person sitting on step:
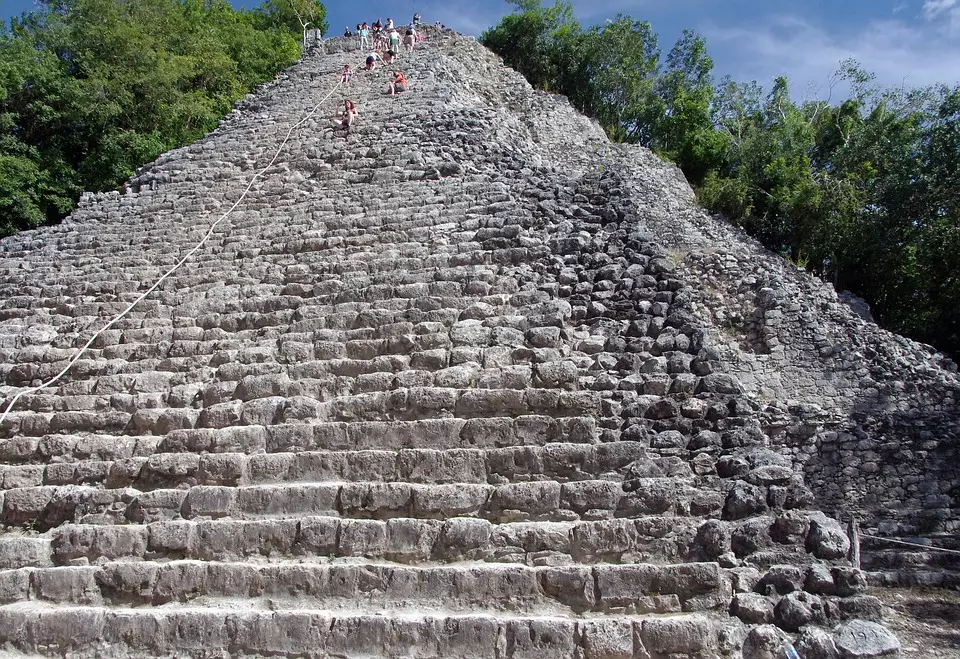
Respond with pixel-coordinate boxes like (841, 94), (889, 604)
(412, 12), (421, 26)
(387, 70), (408, 95)
(341, 64), (353, 84)
(335, 99), (358, 132)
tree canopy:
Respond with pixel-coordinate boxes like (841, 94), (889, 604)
(0, 0), (316, 235)
(482, 0), (960, 356)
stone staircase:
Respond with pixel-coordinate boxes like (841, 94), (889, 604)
(0, 27), (901, 658)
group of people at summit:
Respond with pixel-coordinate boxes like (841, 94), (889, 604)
(334, 14), (431, 133)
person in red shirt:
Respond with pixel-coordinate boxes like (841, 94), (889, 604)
(387, 71), (407, 95)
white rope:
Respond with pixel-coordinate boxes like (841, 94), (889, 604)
(862, 533), (960, 556)
(0, 74), (345, 428)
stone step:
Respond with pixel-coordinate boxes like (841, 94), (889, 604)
(3, 387), (603, 435)
(0, 478), (718, 528)
(43, 516), (702, 566)
(0, 560), (731, 615)
(0, 604), (724, 658)
(861, 547), (960, 570)
(2, 441), (658, 490)
(867, 568), (960, 589)
(0, 415), (601, 463)
(6, 359), (590, 415)
(0, 535), (53, 569)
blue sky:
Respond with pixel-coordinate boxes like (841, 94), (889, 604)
(4, 0), (959, 97)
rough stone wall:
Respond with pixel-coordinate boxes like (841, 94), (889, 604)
(601, 142), (960, 582)
(0, 25), (937, 657)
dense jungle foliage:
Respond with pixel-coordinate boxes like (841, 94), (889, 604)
(0, 0), (327, 236)
(483, 0), (960, 357)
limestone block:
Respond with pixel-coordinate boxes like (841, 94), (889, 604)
(807, 512), (851, 560)
(140, 453), (200, 487)
(398, 448), (486, 484)
(595, 564), (660, 608)
(506, 619), (577, 658)
(2, 465), (44, 489)
(538, 566), (595, 612)
(578, 620), (635, 659)
(385, 518), (441, 562)
(54, 524), (147, 562)
(34, 566), (102, 604)
(437, 517), (493, 559)
(339, 519), (386, 557)
(639, 615), (718, 654)
(163, 609), (230, 649)
(833, 620), (900, 658)
(237, 484), (337, 517)
(229, 611), (327, 655)
(2, 486), (57, 525)
(724, 482), (768, 520)
(618, 480), (675, 515)
(339, 483), (412, 518)
(412, 484), (490, 518)
(731, 518), (773, 558)
(795, 627), (840, 659)
(247, 453), (294, 482)
(491, 481), (561, 520)
(0, 536), (52, 568)
(0, 568), (30, 603)
(127, 490), (187, 523)
(559, 480), (621, 517)
(240, 396), (286, 425)
(298, 516), (339, 555)
(148, 521), (193, 554)
(182, 485), (236, 519)
(742, 625), (784, 659)
(198, 453), (245, 486)
(28, 608), (106, 652)
(436, 617), (502, 656)
(775, 591), (826, 631)
(732, 592), (775, 624)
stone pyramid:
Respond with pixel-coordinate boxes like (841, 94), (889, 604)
(0, 25), (954, 658)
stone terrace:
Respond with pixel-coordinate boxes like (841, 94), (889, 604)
(0, 26), (927, 658)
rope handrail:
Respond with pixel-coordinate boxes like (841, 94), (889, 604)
(0, 73), (346, 428)
(861, 532), (960, 556)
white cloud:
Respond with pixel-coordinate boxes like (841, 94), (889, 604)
(703, 15), (960, 99)
(923, 0), (960, 33)
(924, 0), (957, 17)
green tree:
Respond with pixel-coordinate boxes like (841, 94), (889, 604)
(480, 0), (577, 91)
(259, 0), (329, 48)
(576, 17), (661, 144)
(653, 29), (726, 182)
(0, 0), (303, 235)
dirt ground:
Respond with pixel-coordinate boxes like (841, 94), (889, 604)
(872, 587), (960, 658)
